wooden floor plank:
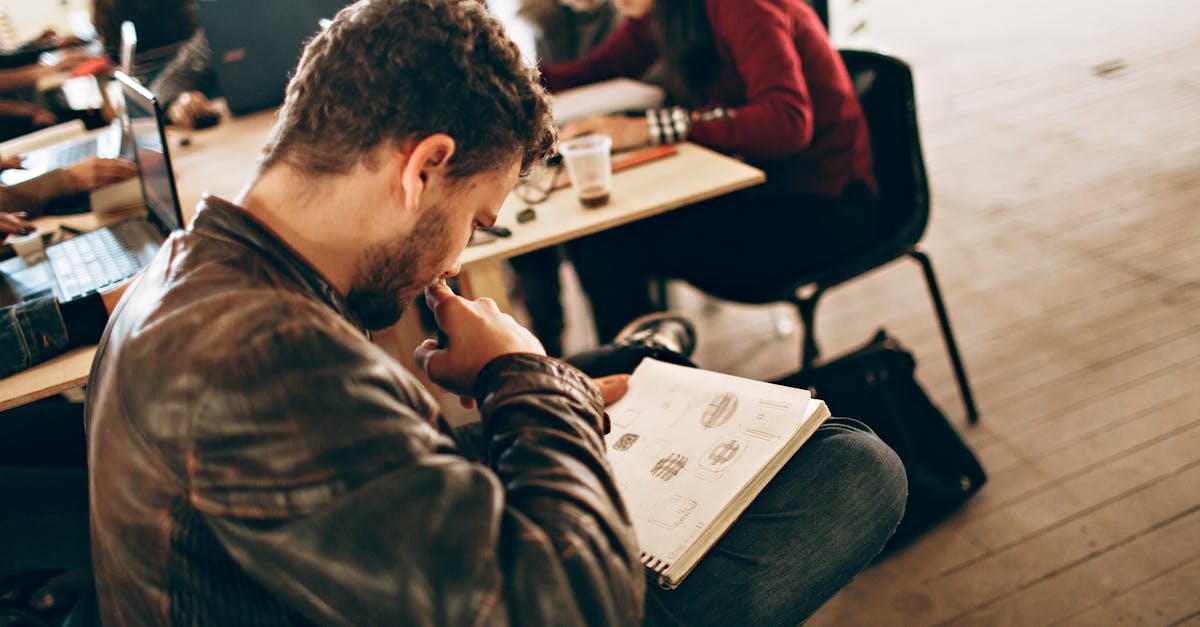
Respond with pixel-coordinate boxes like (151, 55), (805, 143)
(1056, 554), (1200, 627)
(970, 393), (1198, 512)
(957, 422), (1200, 553)
(811, 464), (1200, 625)
(955, 510), (1200, 626)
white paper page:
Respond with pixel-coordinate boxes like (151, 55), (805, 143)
(603, 359), (817, 565)
(552, 78), (665, 126)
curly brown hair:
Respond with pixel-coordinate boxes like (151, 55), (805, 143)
(259, 0), (556, 179)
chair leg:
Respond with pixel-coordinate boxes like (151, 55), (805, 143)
(794, 293), (822, 370)
(908, 248), (980, 424)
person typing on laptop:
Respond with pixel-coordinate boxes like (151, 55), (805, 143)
(91, 0), (221, 129)
(0, 152), (136, 378)
(1, 156), (137, 217)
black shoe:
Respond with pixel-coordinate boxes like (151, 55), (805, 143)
(612, 313), (696, 359)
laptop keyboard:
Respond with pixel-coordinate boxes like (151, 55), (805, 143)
(46, 224), (146, 301)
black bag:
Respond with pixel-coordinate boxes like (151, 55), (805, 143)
(772, 329), (986, 553)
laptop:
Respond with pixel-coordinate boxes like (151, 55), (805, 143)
(196, 0), (350, 115)
(0, 71), (183, 308)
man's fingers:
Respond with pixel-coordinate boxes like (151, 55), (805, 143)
(594, 374), (630, 406)
(413, 338), (441, 376)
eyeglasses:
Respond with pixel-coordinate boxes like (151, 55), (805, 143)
(513, 157), (563, 205)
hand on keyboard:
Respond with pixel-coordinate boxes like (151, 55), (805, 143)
(65, 157), (138, 192)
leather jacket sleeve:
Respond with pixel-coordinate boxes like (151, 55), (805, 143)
(180, 309), (645, 626)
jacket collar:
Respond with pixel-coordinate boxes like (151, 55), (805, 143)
(189, 194), (366, 332)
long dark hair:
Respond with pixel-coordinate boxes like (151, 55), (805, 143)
(91, 0), (198, 54)
(652, 0), (719, 107)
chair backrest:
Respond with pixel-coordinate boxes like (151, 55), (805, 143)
(839, 49), (931, 254)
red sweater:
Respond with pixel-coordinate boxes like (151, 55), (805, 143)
(541, 0), (875, 198)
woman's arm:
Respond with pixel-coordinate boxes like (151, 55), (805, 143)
(539, 15), (659, 92)
(684, 0), (817, 157)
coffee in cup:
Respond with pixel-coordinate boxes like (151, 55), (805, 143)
(559, 134), (613, 208)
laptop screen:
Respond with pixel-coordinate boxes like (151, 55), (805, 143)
(196, 0), (350, 115)
(113, 71), (183, 233)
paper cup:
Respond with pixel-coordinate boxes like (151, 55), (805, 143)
(8, 230), (44, 260)
(559, 134), (613, 207)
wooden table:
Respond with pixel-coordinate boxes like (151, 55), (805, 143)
(0, 109), (764, 412)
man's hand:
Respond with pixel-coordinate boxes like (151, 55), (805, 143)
(594, 374), (630, 406)
(65, 157), (138, 192)
(414, 281), (545, 400)
(167, 91), (218, 129)
(1, 211), (34, 236)
(559, 115), (650, 152)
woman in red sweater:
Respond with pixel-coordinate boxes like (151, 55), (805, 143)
(545, 0), (883, 342)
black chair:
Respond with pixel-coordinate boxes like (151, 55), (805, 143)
(690, 49), (979, 424)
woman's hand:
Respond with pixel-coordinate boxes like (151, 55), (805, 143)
(559, 115), (651, 151)
(167, 91), (218, 129)
(1, 211), (34, 236)
(65, 157), (138, 192)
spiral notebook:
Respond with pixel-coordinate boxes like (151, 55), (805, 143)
(604, 359), (830, 589)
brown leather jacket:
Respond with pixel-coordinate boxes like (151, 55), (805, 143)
(85, 197), (645, 625)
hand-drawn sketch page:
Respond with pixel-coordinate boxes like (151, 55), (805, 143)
(603, 359), (818, 568)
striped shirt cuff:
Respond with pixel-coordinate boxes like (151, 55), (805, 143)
(645, 106), (736, 145)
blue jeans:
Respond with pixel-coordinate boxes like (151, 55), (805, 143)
(565, 345), (907, 625)
(643, 418), (906, 625)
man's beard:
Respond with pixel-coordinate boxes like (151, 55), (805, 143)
(345, 208), (451, 331)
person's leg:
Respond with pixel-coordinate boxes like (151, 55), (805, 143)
(656, 184), (883, 299)
(566, 183), (883, 343)
(644, 418), (906, 626)
(508, 247), (567, 357)
(566, 225), (663, 344)
(565, 337), (696, 379)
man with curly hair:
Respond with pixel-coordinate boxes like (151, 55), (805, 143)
(85, 0), (904, 624)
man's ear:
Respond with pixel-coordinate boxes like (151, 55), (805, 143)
(397, 134), (456, 211)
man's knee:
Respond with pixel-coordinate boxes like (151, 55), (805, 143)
(811, 418), (908, 547)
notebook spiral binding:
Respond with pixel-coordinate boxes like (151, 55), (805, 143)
(640, 552), (671, 574)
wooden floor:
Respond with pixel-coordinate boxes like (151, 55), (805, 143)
(549, 0), (1200, 623)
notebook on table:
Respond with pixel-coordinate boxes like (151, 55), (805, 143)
(0, 71), (183, 308)
(551, 78), (666, 126)
(604, 359), (831, 589)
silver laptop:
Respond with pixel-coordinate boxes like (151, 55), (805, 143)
(0, 71), (183, 308)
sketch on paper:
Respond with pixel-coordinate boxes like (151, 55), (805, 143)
(651, 454), (688, 481)
(649, 495), (698, 529)
(744, 428), (779, 441)
(613, 433), (640, 452)
(696, 437), (747, 480)
(700, 392), (738, 429)
(755, 398), (791, 420)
